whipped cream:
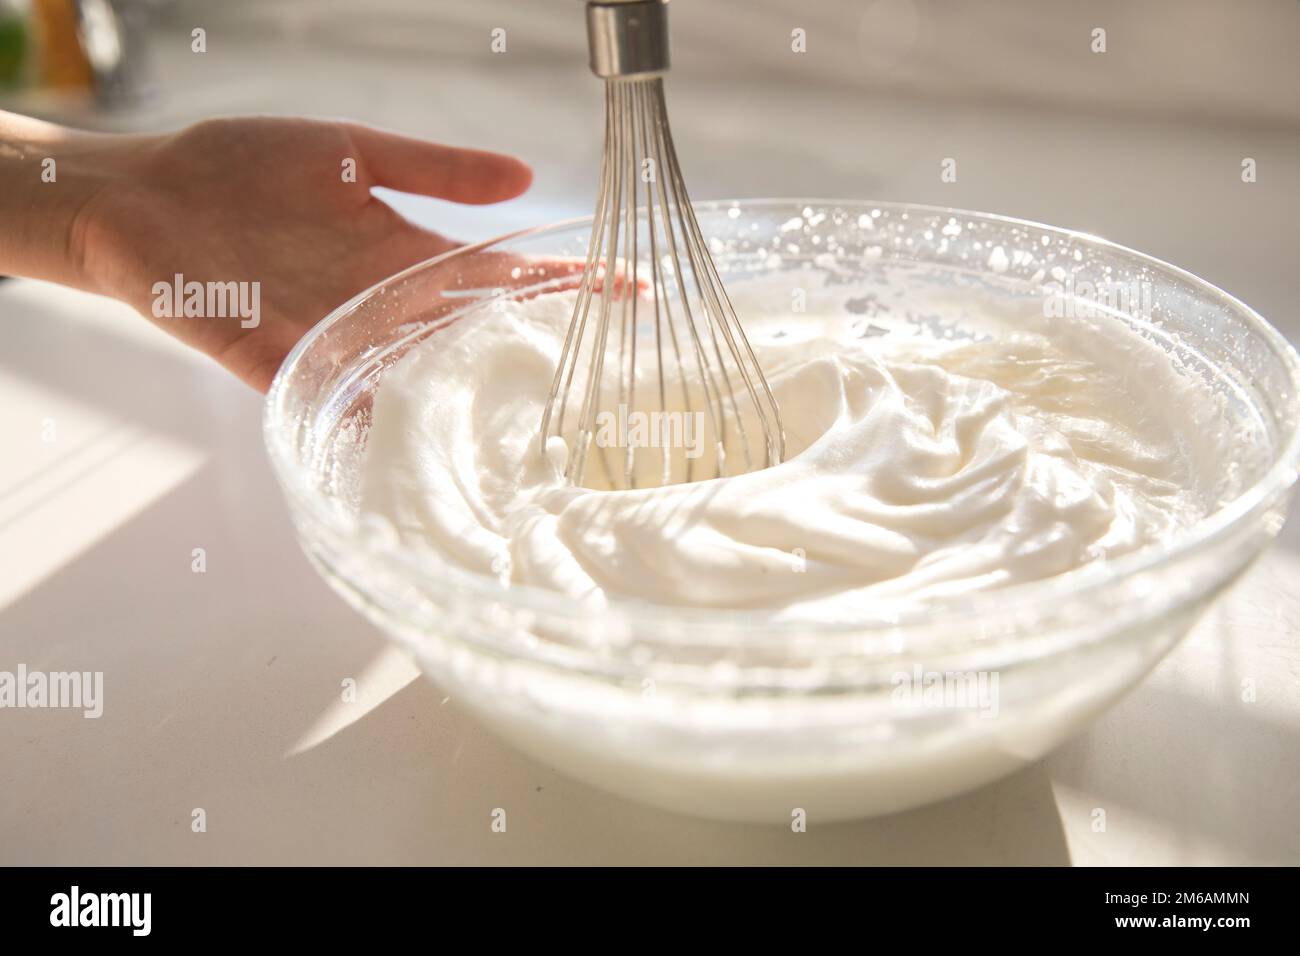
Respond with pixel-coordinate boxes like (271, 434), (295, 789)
(356, 273), (1232, 619)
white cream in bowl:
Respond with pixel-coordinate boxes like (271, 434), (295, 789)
(356, 274), (1240, 620)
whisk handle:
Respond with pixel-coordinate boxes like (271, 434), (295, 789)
(585, 0), (669, 79)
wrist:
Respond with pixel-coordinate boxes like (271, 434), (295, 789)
(0, 112), (146, 294)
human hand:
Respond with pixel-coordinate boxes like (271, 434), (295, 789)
(0, 112), (532, 390)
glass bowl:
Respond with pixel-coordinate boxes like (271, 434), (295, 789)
(265, 200), (1300, 822)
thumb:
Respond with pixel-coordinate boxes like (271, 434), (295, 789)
(349, 123), (532, 205)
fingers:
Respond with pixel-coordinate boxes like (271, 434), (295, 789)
(385, 223), (461, 268)
(436, 251), (652, 303)
(348, 123), (532, 205)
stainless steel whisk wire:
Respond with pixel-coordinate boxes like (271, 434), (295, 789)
(540, 0), (785, 490)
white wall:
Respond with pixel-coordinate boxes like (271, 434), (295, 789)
(163, 0), (1300, 126)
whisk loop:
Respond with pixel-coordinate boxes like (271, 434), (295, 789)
(540, 1), (785, 491)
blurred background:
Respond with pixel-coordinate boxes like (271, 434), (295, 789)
(2, 1), (1298, 865)
(1, 0), (1297, 325)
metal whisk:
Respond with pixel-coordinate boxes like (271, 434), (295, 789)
(540, 0), (785, 490)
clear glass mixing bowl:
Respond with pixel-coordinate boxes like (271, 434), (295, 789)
(265, 200), (1300, 822)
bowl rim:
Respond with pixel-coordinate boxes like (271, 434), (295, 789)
(264, 197), (1300, 640)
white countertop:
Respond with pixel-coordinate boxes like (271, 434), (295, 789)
(1, 2), (1298, 864)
